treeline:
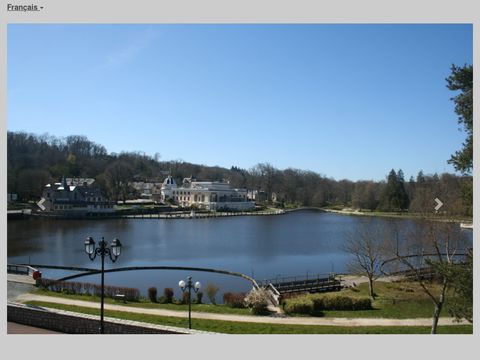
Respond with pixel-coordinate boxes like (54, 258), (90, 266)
(351, 169), (472, 215)
(7, 131), (472, 216)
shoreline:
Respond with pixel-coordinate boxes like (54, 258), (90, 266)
(321, 208), (473, 224)
(8, 206), (472, 224)
(10, 207), (286, 220)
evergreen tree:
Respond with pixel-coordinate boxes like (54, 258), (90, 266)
(378, 169), (398, 211)
(378, 169), (409, 211)
(396, 169), (410, 210)
(416, 170), (426, 184)
(446, 64), (473, 173)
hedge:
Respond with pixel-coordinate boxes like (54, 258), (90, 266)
(37, 278), (140, 301)
(283, 297), (314, 315)
(283, 294), (372, 315)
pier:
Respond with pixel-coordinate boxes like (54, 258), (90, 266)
(123, 209), (285, 219)
(260, 274), (342, 295)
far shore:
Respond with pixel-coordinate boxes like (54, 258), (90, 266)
(8, 204), (473, 224)
(320, 207), (472, 224)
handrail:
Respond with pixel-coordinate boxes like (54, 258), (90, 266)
(19, 264), (260, 290)
(7, 264), (39, 276)
(261, 273), (335, 286)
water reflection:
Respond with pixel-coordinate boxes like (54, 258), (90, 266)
(7, 211), (472, 295)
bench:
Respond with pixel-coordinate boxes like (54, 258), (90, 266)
(114, 294), (126, 303)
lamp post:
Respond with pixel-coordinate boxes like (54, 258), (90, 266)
(84, 236), (122, 334)
(178, 276), (201, 329)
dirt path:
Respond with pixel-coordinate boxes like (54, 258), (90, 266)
(14, 293), (467, 327)
(339, 275), (405, 287)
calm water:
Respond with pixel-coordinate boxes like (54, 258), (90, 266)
(7, 211), (472, 299)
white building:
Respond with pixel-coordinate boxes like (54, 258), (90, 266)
(161, 176), (255, 211)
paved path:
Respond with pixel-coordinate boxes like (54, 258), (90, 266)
(7, 274), (36, 285)
(339, 275), (405, 287)
(7, 282), (35, 301)
(7, 322), (63, 334)
(15, 293), (468, 327)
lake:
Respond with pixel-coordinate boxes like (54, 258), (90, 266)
(7, 211), (472, 300)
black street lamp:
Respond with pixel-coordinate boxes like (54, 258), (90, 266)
(178, 276), (201, 329)
(84, 236), (122, 334)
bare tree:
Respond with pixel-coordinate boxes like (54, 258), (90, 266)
(382, 220), (469, 334)
(344, 220), (386, 299)
(103, 160), (134, 203)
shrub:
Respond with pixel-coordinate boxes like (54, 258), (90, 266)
(196, 291), (203, 304)
(121, 287), (140, 301)
(37, 278), (54, 290)
(223, 292), (246, 308)
(148, 287), (158, 302)
(205, 283), (219, 305)
(244, 289), (270, 315)
(181, 291), (190, 305)
(283, 297), (314, 315)
(73, 282), (82, 295)
(83, 282), (92, 295)
(51, 280), (64, 292)
(322, 295), (353, 310)
(351, 297), (372, 310)
(164, 288), (174, 303)
(282, 294), (372, 315)
(312, 294), (371, 311)
(93, 284), (102, 297)
(35, 279), (141, 301)
(311, 296), (324, 313)
(104, 285), (117, 298)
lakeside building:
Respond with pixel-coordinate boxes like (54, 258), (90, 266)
(246, 190), (268, 203)
(161, 176), (255, 211)
(37, 177), (115, 214)
(130, 180), (163, 201)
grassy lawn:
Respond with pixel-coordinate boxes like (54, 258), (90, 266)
(24, 301), (472, 334)
(34, 279), (459, 320)
(32, 288), (252, 315)
(283, 281), (458, 319)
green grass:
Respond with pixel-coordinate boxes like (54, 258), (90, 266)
(24, 301), (472, 334)
(35, 279), (459, 320)
(283, 281), (458, 319)
(32, 288), (251, 315)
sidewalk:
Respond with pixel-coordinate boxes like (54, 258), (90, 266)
(8, 322), (63, 334)
(15, 293), (468, 327)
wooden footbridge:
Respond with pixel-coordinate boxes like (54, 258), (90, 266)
(259, 274), (342, 296)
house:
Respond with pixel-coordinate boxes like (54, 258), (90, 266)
(37, 176), (115, 214)
(160, 175), (255, 211)
(130, 180), (163, 201)
(247, 190), (268, 203)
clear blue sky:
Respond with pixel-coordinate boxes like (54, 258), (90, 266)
(7, 24), (472, 181)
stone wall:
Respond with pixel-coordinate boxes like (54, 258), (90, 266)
(7, 303), (210, 334)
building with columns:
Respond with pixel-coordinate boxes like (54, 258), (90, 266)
(160, 175), (255, 211)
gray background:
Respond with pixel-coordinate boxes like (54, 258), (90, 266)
(1, 0), (478, 359)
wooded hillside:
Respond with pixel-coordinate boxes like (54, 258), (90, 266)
(7, 131), (472, 216)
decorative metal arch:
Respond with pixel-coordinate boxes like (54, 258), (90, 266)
(22, 264), (260, 290)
